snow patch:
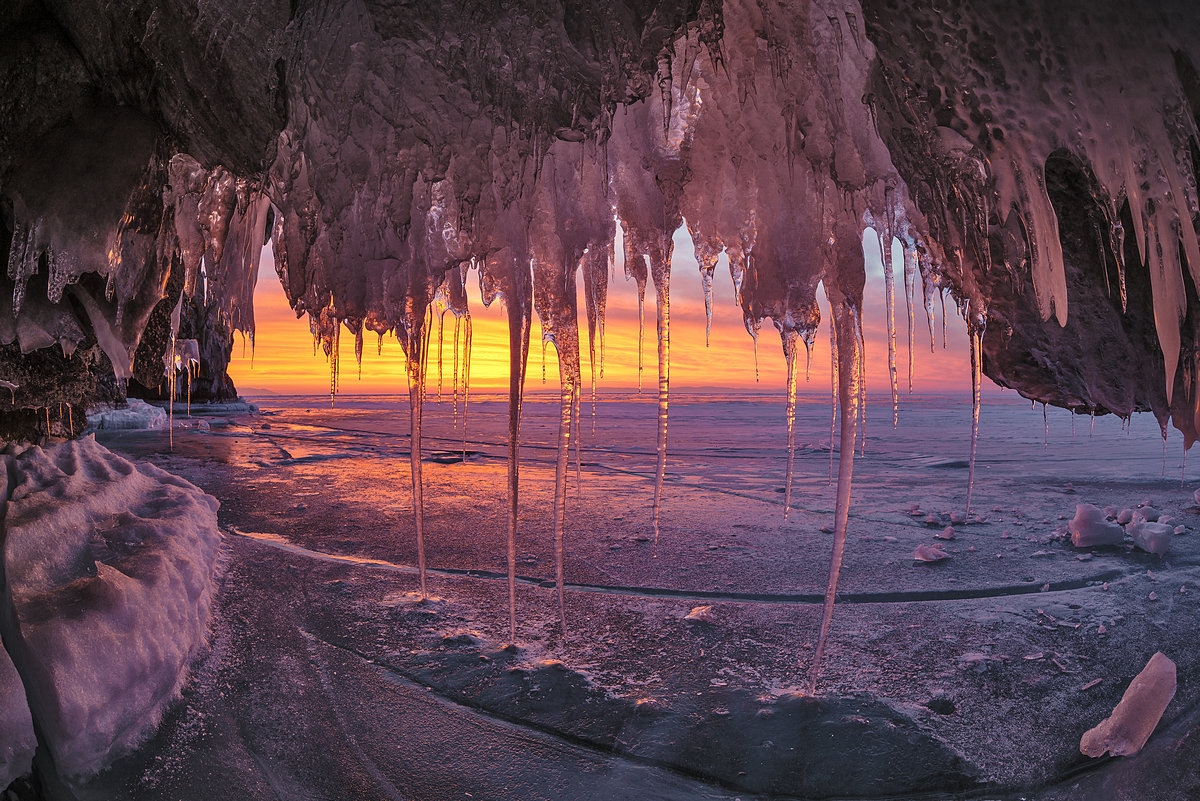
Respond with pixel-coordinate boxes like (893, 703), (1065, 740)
(0, 436), (220, 781)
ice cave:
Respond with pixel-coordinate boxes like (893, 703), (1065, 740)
(2, 0), (1200, 798)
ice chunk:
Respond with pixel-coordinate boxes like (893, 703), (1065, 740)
(1080, 652), (1176, 757)
(0, 642), (36, 789)
(86, 398), (167, 431)
(914, 543), (950, 562)
(0, 437), (221, 780)
(1132, 506), (1161, 523)
(1117, 509), (1134, 525)
(1068, 504), (1125, 548)
(1193, 488), (1200, 506)
(936, 526), (955, 540)
(1129, 522), (1173, 556)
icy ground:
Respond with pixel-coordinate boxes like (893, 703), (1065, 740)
(74, 391), (1200, 800)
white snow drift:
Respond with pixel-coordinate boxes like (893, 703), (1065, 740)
(0, 436), (221, 781)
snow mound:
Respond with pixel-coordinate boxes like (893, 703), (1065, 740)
(0, 436), (221, 780)
(86, 398), (167, 431)
(0, 644), (35, 789)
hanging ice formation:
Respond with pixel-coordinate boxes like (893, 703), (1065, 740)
(5, 0), (1200, 685)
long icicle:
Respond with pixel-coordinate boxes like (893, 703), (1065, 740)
(828, 305), (839, 485)
(553, 373), (576, 630)
(505, 277), (531, 644)
(809, 295), (862, 694)
(651, 258), (671, 554)
(462, 315), (473, 452)
(966, 316), (984, 515)
(784, 330), (800, 519)
(438, 307), (447, 401)
(903, 247), (918, 392)
(452, 313), (462, 428)
(407, 321), (429, 599)
(881, 233), (899, 426)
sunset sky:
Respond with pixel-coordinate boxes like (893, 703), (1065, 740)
(228, 225), (982, 398)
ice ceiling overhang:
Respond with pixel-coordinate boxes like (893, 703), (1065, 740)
(2, 0), (1200, 439)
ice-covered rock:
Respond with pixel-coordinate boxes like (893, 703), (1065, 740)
(0, 643), (35, 789)
(1129, 522), (1173, 556)
(1068, 504), (1125, 548)
(1080, 652), (1176, 758)
(0, 436), (221, 780)
(86, 398), (167, 431)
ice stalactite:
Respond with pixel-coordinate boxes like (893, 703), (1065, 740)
(452, 313), (462, 427)
(966, 310), (986, 515)
(581, 245), (610, 429)
(437, 308), (448, 401)
(403, 317), (429, 599)
(809, 292), (863, 695)
(903, 246), (919, 391)
(462, 314), (473, 439)
(481, 250), (532, 643)
(783, 329), (801, 519)
(651, 253), (671, 551)
(880, 232), (899, 426)
(829, 303), (839, 485)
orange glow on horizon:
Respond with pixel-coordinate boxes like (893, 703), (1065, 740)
(229, 231), (983, 399)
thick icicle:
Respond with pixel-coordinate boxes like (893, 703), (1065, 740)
(503, 268), (531, 644)
(809, 296), (862, 695)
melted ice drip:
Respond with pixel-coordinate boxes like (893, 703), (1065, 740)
(462, 315), (473, 443)
(809, 295), (863, 694)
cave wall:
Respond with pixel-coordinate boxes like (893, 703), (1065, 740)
(2, 0), (1200, 440)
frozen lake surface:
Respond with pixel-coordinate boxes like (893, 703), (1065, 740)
(78, 390), (1200, 800)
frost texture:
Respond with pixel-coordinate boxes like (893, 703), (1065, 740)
(0, 437), (221, 780)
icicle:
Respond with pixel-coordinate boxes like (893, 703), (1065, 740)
(702, 266), (714, 346)
(903, 249), (918, 392)
(1043, 403), (1049, 449)
(651, 259), (671, 553)
(67, 404), (73, 433)
(329, 323), (340, 409)
(966, 317), (984, 515)
(355, 326), (364, 380)
(857, 318), (867, 456)
(939, 289), (948, 349)
(462, 315), (473, 446)
(829, 305), (838, 485)
(1091, 411), (1096, 437)
(783, 331), (801, 519)
(637, 292), (645, 393)
(553, 375), (576, 630)
(809, 296), (862, 695)
(542, 339), (548, 384)
(1162, 431), (1168, 478)
(881, 234), (899, 426)
(437, 308), (447, 401)
(452, 313), (462, 428)
(406, 324), (429, 600)
(45, 406), (50, 437)
(503, 268), (532, 645)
